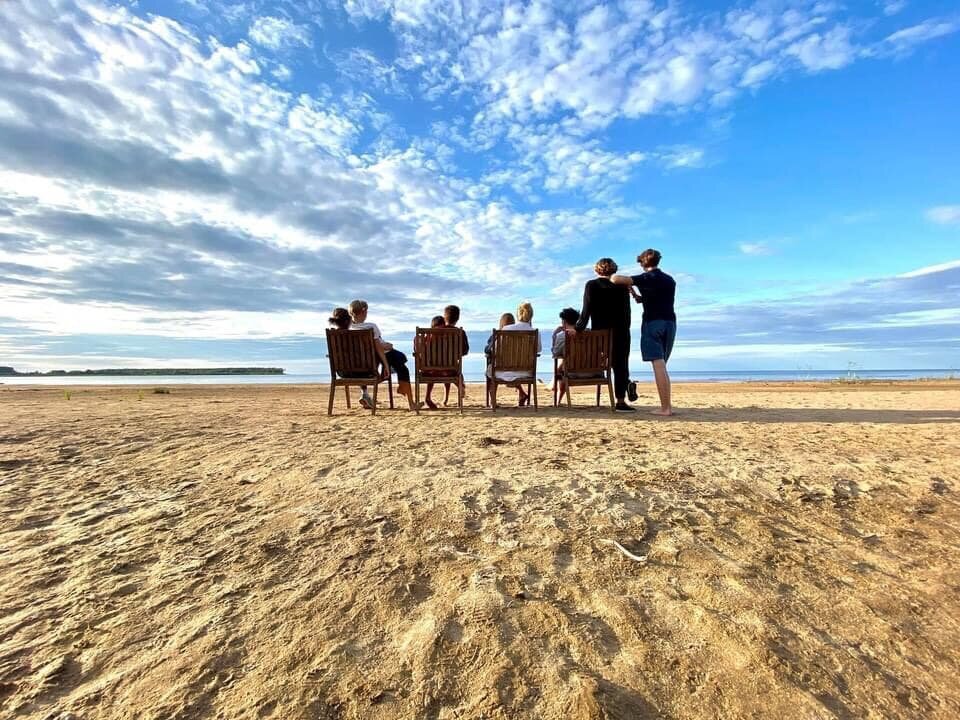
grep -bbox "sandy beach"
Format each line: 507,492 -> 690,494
1,381 -> 958,719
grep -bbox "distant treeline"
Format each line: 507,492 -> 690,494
0,366 -> 284,376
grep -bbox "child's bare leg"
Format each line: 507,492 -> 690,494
425,382 -> 437,409
443,383 -> 451,406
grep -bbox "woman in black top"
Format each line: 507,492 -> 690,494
575,258 -> 637,412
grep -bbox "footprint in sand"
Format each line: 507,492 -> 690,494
554,543 -> 574,572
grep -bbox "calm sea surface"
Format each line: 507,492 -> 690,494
2,369 -> 955,386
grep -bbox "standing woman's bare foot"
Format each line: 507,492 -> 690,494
650,408 -> 674,416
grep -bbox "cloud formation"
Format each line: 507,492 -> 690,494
0,0 -> 957,371
926,205 -> 960,225
249,16 -> 313,49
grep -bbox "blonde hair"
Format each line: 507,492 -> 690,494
348,299 -> 368,322
517,302 -> 533,323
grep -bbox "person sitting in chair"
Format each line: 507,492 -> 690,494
329,308 -> 389,382
487,302 -> 540,407
348,299 -> 417,410
441,304 -> 469,406
552,307 -> 580,404
420,315 -> 448,410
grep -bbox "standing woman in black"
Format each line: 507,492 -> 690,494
575,258 -> 636,412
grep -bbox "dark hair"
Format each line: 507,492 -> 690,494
443,305 -> 460,324
431,315 -> 446,328
595,258 -> 618,276
498,312 -> 515,329
329,307 -> 351,329
559,307 -> 580,324
638,249 -> 661,268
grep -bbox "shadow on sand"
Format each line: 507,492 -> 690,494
436,406 -> 960,424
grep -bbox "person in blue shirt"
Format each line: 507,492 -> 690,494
611,249 -> 676,416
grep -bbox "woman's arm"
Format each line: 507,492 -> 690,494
576,282 -> 592,331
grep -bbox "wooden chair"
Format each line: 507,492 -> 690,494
488,329 -> 539,412
413,327 -> 465,415
554,329 -> 614,410
325,328 -> 393,415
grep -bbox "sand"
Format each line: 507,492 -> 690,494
1,380 -> 958,719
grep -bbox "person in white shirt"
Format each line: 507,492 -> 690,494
348,299 -> 416,410
486,302 -> 540,406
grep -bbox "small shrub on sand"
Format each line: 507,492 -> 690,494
153,387 -> 171,394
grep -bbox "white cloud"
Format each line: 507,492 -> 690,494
341,0 -> 945,142
881,1 -> 907,16
0,0 -> 651,344
785,26 -> 856,71
883,19 -> 959,52
491,125 -> 647,199
331,48 -> 407,96
738,241 -> 775,256
926,205 -> 960,225
287,95 -> 359,154
659,146 -> 705,169
898,260 -> 960,278
741,59 -> 778,87
332,1 -> 960,201
249,16 -> 312,50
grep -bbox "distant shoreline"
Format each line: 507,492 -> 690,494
0,367 -> 284,377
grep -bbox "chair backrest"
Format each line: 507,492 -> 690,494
326,328 -> 378,377
491,329 -> 538,373
565,329 -> 611,375
415,327 -> 464,372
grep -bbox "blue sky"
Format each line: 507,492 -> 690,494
0,0 -> 958,373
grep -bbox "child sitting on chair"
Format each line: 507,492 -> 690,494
551,307 -> 580,404
348,299 -> 417,410
421,315 -> 447,410
441,304 -> 469,406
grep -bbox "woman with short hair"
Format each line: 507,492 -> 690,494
576,259 -> 636,412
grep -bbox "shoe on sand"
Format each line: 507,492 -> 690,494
359,394 -> 373,410
615,402 -> 636,413
627,381 -> 638,402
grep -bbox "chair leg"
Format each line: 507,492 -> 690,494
491,382 -> 498,412
532,380 -> 538,411
458,381 -> 463,414
415,376 -> 421,416
388,376 -> 394,409
344,385 -> 351,408
566,376 -> 572,408
371,381 -> 379,416
327,379 -> 336,416
596,385 -> 601,406
607,377 -> 615,411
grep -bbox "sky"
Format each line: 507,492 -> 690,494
0,0 -> 958,374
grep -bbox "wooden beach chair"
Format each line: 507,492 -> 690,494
413,327 -> 465,415
488,329 -> 539,412
325,328 -> 393,415
553,329 -> 615,410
